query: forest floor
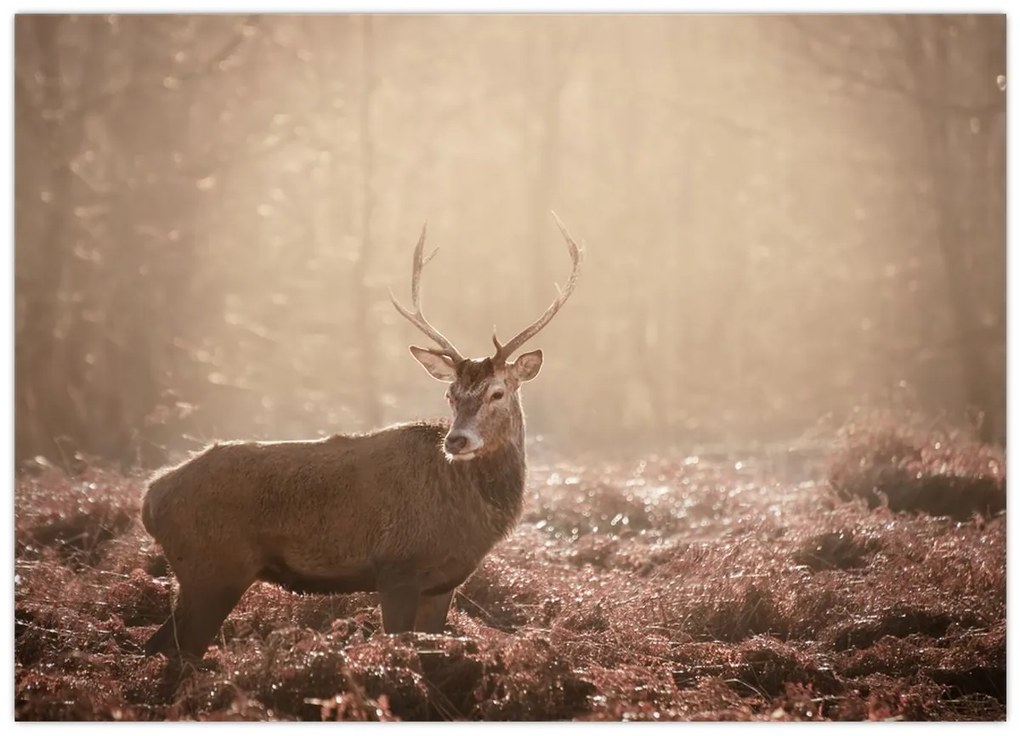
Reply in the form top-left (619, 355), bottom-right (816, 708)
top-left (14, 422), bottom-right (1007, 721)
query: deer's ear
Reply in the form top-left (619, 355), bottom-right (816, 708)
top-left (510, 349), bottom-right (543, 383)
top-left (410, 346), bottom-right (458, 382)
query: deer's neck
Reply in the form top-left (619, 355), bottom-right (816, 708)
top-left (460, 399), bottom-right (527, 528)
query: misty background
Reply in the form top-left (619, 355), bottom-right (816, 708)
top-left (14, 14), bottom-right (1006, 470)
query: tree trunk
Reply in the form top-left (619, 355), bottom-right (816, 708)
top-left (910, 18), bottom-right (1004, 444)
top-left (15, 16), bottom-right (85, 464)
top-left (354, 15), bottom-right (382, 429)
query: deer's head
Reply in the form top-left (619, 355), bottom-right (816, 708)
top-left (390, 215), bottom-right (584, 461)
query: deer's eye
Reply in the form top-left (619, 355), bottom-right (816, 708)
top-left (490, 390), bottom-right (505, 402)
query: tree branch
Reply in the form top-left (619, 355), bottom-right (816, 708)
top-left (62, 15), bottom-right (262, 121)
top-left (782, 16), bottom-right (1003, 117)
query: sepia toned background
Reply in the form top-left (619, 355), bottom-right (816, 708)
top-left (14, 14), bottom-right (1006, 469)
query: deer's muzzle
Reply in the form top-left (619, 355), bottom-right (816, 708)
top-left (444, 428), bottom-right (483, 460)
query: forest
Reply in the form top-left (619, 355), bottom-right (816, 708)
top-left (13, 14), bottom-right (1006, 722)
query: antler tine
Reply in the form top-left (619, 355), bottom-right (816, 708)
top-left (493, 212), bottom-right (585, 363)
top-left (389, 224), bottom-right (465, 362)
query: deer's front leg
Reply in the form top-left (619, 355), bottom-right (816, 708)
top-left (415, 589), bottom-right (454, 633)
top-left (377, 568), bottom-right (419, 633)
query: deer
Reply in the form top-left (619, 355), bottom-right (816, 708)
top-left (141, 214), bottom-right (584, 659)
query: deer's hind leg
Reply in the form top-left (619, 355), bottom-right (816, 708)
top-left (146, 577), bottom-right (250, 659)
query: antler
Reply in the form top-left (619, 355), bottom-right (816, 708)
top-left (492, 212), bottom-right (585, 363)
top-left (389, 224), bottom-right (465, 362)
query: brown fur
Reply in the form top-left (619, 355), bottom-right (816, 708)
top-left (141, 364), bottom-right (529, 659)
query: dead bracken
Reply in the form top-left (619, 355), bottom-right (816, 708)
top-left (14, 427), bottom-right (1006, 721)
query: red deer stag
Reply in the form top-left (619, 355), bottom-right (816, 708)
top-left (141, 214), bottom-right (584, 658)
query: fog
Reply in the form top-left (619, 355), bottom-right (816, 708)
top-left (14, 14), bottom-right (1005, 468)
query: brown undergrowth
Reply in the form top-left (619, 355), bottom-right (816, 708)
top-left (14, 424), bottom-right (1006, 721)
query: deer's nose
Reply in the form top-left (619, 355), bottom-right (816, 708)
top-left (445, 433), bottom-right (470, 455)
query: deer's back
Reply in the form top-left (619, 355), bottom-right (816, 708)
top-left (144, 421), bottom-right (447, 531)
